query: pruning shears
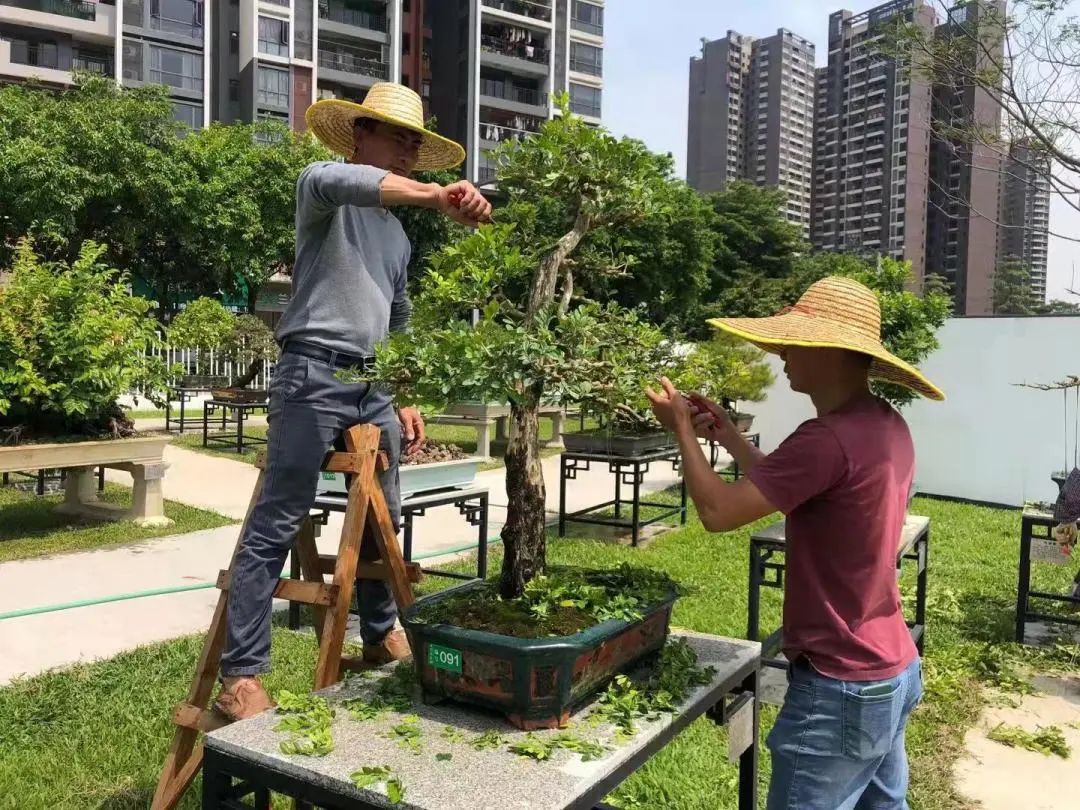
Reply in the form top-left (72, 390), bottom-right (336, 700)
top-left (448, 190), bottom-right (495, 224)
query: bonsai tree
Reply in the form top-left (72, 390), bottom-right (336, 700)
top-left (367, 97), bottom-right (688, 597)
top-left (673, 333), bottom-right (774, 414)
top-left (0, 239), bottom-right (168, 441)
top-left (167, 297), bottom-right (278, 389)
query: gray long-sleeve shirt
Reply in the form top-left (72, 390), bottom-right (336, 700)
top-left (275, 161), bottom-right (412, 356)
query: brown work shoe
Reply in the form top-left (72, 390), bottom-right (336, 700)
top-left (214, 676), bottom-right (275, 722)
top-left (362, 629), bottom-right (412, 666)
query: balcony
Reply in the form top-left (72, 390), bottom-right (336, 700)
top-left (0, 0), bottom-right (116, 44)
top-left (317, 45), bottom-right (388, 89)
top-left (481, 0), bottom-right (552, 24)
top-left (480, 33), bottom-right (549, 77)
top-left (0, 38), bottom-right (114, 84)
top-left (318, 1), bottom-right (389, 43)
top-left (479, 76), bottom-right (545, 114)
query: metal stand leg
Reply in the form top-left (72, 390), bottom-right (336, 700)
top-left (679, 473), bottom-right (687, 525)
top-left (477, 492), bottom-right (489, 579)
top-left (201, 749), bottom-right (230, 809)
top-left (1016, 517), bottom-right (1032, 643)
top-left (614, 470), bottom-right (622, 520)
top-left (631, 462), bottom-right (641, 547)
top-left (203, 402), bottom-right (210, 447)
top-left (738, 668), bottom-right (760, 810)
top-left (915, 531), bottom-right (928, 654)
top-left (747, 540), bottom-right (762, 642)
top-left (559, 454), bottom-right (568, 537)
top-left (403, 511), bottom-right (415, 562)
top-left (288, 551), bottom-right (301, 631)
top-left (235, 407), bottom-right (243, 454)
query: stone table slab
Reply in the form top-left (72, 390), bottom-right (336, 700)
top-left (751, 513), bottom-right (930, 558)
top-left (206, 631), bottom-right (761, 809)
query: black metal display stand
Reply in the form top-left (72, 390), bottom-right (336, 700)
top-left (558, 447), bottom-right (686, 547)
top-left (202, 400), bottom-right (269, 454)
top-left (1015, 507), bottom-right (1080, 643)
top-left (289, 486), bottom-right (491, 630)
top-left (707, 433), bottom-right (760, 480)
top-left (165, 386), bottom-right (210, 433)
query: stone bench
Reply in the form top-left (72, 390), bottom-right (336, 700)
top-left (0, 435), bottom-right (173, 528)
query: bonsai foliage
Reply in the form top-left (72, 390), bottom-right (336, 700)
top-left (167, 298), bottom-right (278, 389)
top-left (370, 96), bottom-right (687, 597)
top-left (0, 239), bottom-right (168, 441)
top-left (673, 334), bottom-right (774, 411)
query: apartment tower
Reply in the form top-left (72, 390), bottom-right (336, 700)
top-left (1, 0), bottom-right (212, 127)
top-left (687, 28), bottom-right (815, 234)
top-left (811, 0), bottom-right (936, 286)
top-left (925, 0), bottom-right (1006, 315)
top-left (429, 0), bottom-right (604, 185)
top-left (998, 141), bottom-right (1052, 302)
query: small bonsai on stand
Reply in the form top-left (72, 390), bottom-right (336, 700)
top-left (167, 298), bottom-right (278, 400)
top-left (675, 333), bottom-right (774, 433)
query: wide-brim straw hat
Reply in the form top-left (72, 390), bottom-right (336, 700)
top-left (305, 82), bottom-right (465, 172)
top-left (707, 276), bottom-right (945, 401)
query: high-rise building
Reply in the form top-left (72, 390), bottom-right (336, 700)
top-left (687, 32), bottom-right (753, 192)
top-left (998, 140), bottom-right (1052, 302)
top-left (924, 0), bottom-right (1005, 315)
top-left (811, 0), bottom-right (936, 286)
top-left (429, 0), bottom-right (603, 185)
top-left (687, 28), bottom-right (815, 234)
top-left (1, 0), bottom-right (211, 128)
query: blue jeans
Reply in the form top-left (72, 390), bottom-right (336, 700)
top-left (221, 351), bottom-right (401, 677)
top-left (766, 657), bottom-right (923, 810)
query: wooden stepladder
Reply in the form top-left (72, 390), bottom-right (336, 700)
top-left (152, 424), bottom-right (419, 810)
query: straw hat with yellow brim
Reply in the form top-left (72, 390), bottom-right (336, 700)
top-left (707, 276), bottom-right (945, 401)
top-left (305, 82), bottom-right (465, 172)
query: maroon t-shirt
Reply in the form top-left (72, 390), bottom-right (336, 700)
top-left (748, 395), bottom-right (918, 681)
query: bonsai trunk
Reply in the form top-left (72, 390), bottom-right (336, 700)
top-left (229, 358), bottom-right (262, 390)
top-left (499, 400), bottom-right (547, 599)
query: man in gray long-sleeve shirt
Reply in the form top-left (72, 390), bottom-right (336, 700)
top-left (216, 83), bottom-right (491, 720)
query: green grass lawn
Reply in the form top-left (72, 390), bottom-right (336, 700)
top-left (1, 496), bottom-right (1078, 808)
top-left (175, 417), bottom-right (594, 471)
top-left (125, 408), bottom-right (165, 420)
top-left (0, 483), bottom-right (235, 563)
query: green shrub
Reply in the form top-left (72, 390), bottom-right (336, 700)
top-left (167, 297), bottom-right (277, 388)
top-left (0, 239), bottom-right (168, 440)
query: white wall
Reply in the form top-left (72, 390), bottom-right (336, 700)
top-left (745, 316), bottom-right (1080, 508)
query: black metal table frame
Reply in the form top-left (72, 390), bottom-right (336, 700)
top-left (748, 524), bottom-right (929, 670)
top-left (558, 448), bottom-right (687, 547)
top-left (708, 433), bottom-right (760, 480)
top-left (165, 386), bottom-right (210, 433)
top-left (201, 663), bottom-right (761, 810)
top-left (1015, 511), bottom-right (1080, 643)
top-left (288, 486), bottom-right (490, 631)
top-left (1, 466), bottom-right (105, 495)
top-left (203, 400), bottom-right (269, 454)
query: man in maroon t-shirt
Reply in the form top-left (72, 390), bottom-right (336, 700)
top-left (647, 277), bottom-right (943, 810)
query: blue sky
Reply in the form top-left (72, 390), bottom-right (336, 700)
top-left (600, 0), bottom-right (1077, 302)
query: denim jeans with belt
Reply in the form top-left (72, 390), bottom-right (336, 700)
top-left (766, 656), bottom-right (923, 810)
top-left (221, 350), bottom-right (400, 677)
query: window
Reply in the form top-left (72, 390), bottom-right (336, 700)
top-left (569, 82), bottom-right (601, 117)
top-left (257, 65), bottom-right (290, 109)
top-left (150, 0), bottom-right (204, 38)
top-left (571, 0), bottom-right (603, 36)
top-left (258, 16), bottom-right (289, 57)
top-left (9, 39), bottom-right (59, 68)
top-left (569, 42), bottom-right (602, 76)
top-left (229, 79), bottom-right (240, 102)
top-left (149, 44), bottom-right (203, 91)
top-left (171, 100), bottom-right (202, 129)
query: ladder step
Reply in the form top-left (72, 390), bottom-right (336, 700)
top-left (173, 702), bottom-right (229, 733)
top-left (256, 449), bottom-right (388, 473)
top-left (216, 570), bottom-right (339, 606)
top-left (314, 554), bottom-right (422, 583)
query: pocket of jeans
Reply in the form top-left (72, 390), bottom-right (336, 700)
top-left (842, 680), bottom-right (900, 760)
top-left (271, 356), bottom-right (309, 402)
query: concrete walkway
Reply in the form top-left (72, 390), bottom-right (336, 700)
top-left (1, 439), bottom-right (703, 684)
